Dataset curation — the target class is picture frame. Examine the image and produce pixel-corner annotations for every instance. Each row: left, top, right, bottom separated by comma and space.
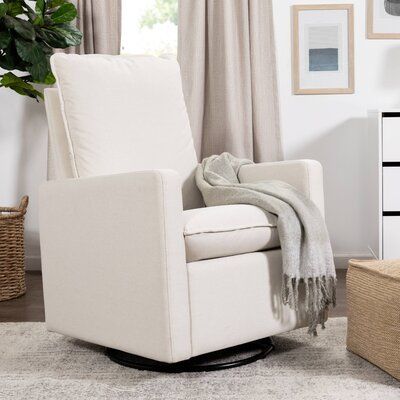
367, 0, 400, 39
292, 4, 354, 95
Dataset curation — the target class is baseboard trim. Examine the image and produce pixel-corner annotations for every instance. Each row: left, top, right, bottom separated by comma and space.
25, 256, 41, 271
26, 254, 373, 271
334, 253, 372, 269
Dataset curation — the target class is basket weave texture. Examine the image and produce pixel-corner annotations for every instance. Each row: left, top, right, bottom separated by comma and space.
0, 196, 29, 302
346, 259, 400, 380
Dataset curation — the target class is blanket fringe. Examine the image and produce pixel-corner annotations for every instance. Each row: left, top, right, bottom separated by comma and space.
282, 275, 336, 336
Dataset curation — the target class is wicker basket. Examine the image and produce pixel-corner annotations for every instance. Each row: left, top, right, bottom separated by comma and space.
346, 259, 400, 380
0, 196, 29, 302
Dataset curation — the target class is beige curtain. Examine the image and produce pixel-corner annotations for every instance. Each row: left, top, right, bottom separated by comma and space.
65, 0, 121, 55
178, 0, 282, 162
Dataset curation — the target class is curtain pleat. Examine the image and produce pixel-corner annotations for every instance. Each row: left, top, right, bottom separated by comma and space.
178, 0, 282, 162
63, 0, 121, 55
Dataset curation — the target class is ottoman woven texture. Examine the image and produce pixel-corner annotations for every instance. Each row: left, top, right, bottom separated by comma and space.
347, 259, 400, 380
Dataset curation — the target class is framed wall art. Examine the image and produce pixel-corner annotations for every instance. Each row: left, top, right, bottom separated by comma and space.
292, 4, 354, 95
367, 0, 400, 39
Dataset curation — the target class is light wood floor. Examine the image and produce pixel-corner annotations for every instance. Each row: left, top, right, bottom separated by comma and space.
0, 270, 347, 323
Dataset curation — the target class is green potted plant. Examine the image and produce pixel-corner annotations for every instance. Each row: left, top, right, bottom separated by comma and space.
0, 0, 82, 301
0, 0, 82, 101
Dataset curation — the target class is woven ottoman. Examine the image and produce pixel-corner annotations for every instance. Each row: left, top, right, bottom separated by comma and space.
347, 259, 400, 380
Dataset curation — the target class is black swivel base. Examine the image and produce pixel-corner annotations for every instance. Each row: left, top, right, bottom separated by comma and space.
106, 337, 274, 373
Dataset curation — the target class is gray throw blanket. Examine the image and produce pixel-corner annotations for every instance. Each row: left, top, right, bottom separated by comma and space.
196, 153, 336, 335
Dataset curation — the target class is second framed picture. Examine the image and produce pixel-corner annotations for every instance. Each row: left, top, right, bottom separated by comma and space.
367, 0, 400, 39
292, 4, 354, 95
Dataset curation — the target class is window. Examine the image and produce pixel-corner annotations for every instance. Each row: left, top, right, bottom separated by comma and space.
121, 0, 178, 57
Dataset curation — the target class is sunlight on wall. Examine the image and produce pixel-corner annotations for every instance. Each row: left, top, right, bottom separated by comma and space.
121, 0, 177, 56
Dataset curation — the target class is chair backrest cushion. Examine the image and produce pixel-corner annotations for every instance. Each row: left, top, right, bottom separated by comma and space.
50, 53, 202, 210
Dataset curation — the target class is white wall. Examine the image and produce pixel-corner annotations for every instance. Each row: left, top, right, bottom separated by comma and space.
0, 87, 48, 270
273, 0, 400, 263
0, 0, 49, 270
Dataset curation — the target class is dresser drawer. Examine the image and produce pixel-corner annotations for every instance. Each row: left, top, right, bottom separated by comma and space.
383, 216, 400, 259
383, 167, 400, 211
383, 117, 400, 161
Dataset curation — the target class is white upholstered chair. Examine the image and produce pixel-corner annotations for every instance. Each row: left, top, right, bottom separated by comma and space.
39, 54, 325, 372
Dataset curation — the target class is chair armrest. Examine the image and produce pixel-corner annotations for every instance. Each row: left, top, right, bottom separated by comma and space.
39, 170, 191, 363
238, 159, 325, 216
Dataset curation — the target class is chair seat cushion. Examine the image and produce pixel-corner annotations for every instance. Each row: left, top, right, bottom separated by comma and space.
183, 205, 279, 262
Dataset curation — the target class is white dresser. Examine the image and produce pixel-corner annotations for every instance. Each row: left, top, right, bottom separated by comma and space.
367, 110, 400, 259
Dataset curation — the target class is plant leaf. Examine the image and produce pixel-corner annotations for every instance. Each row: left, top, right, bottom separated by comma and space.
15, 38, 44, 63
0, 72, 43, 100
50, 3, 76, 24
0, 42, 23, 70
42, 70, 55, 84
0, 71, 26, 86
7, 2, 24, 17
4, 16, 36, 40
34, 0, 45, 25
53, 23, 82, 46
0, 32, 11, 49
33, 14, 44, 25
8, 84, 43, 100
27, 59, 48, 82
41, 42, 53, 55
15, 39, 49, 81
0, 0, 80, 101
0, 53, 16, 70
0, 3, 7, 18
38, 27, 66, 47
47, 0, 67, 8
41, 23, 81, 48
35, 0, 45, 14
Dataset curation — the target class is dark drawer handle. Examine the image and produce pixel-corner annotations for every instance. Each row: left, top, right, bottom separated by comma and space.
382, 112, 400, 117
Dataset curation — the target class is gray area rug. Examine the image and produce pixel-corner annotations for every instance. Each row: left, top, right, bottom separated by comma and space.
0, 318, 398, 400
